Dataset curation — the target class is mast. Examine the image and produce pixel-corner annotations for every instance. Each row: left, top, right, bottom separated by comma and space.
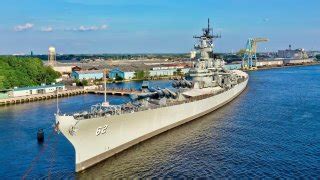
104, 69, 107, 103
56, 88, 60, 114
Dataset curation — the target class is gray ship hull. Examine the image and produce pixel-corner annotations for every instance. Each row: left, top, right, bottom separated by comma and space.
56, 77, 248, 172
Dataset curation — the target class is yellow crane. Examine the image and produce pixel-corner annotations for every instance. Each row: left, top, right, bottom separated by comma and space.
242, 38, 269, 70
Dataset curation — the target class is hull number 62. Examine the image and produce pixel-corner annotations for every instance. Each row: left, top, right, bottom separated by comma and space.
96, 125, 108, 136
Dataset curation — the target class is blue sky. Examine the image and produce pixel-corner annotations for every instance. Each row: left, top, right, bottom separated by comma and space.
0, 0, 319, 54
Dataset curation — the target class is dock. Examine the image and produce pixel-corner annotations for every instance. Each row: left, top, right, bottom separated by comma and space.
0, 87, 144, 106
0, 89, 87, 106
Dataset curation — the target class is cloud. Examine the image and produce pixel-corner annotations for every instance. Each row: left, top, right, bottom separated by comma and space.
41, 27, 53, 32
263, 18, 270, 22
78, 26, 99, 31
69, 24, 108, 32
14, 23, 34, 32
100, 24, 108, 30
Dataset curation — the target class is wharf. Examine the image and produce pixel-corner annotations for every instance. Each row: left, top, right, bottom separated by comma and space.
0, 89, 87, 106
0, 88, 144, 106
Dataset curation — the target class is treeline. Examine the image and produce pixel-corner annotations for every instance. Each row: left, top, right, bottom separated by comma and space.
25, 53, 190, 61
0, 56, 60, 89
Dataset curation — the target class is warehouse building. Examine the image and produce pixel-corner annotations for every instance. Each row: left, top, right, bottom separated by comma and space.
109, 68, 135, 80
0, 90, 10, 99
108, 67, 190, 80
255, 60, 283, 67
71, 70, 104, 80
12, 84, 65, 97
283, 58, 314, 65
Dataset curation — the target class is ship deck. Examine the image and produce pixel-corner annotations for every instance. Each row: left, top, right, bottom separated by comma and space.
72, 77, 248, 120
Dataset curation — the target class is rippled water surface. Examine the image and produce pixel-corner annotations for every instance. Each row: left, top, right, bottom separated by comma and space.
0, 66, 320, 178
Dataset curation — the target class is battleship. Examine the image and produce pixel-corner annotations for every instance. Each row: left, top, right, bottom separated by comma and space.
55, 19, 249, 172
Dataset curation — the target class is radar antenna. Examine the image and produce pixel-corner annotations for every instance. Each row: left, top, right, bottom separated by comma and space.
193, 18, 221, 40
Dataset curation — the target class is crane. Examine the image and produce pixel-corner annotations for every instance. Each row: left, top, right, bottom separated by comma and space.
242, 38, 269, 69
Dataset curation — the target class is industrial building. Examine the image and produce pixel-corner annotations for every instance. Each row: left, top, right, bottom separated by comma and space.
11, 84, 65, 97
109, 66, 190, 80
253, 58, 314, 67
52, 66, 73, 74
255, 60, 283, 67
283, 58, 314, 65
108, 68, 135, 80
278, 45, 308, 59
0, 90, 10, 99
71, 70, 104, 80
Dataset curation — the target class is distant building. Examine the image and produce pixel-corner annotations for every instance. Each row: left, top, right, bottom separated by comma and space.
283, 58, 314, 65
254, 60, 283, 67
12, 84, 65, 97
0, 90, 10, 99
278, 45, 308, 59
109, 68, 135, 80
71, 70, 104, 80
109, 66, 190, 80
52, 66, 73, 74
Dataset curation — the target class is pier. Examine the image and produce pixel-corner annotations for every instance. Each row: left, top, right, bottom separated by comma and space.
0, 88, 144, 106
0, 89, 87, 106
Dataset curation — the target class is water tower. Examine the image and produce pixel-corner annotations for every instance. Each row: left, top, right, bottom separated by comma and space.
48, 46, 56, 65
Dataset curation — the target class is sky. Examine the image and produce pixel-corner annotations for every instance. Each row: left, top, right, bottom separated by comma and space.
0, 0, 319, 55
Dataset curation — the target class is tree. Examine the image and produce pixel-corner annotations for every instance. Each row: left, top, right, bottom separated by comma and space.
0, 56, 61, 90
82, 79, 88, 86
0, 76, 4, 89
75, 79, 88, 86
176, 69, 183, 76
144, 70, 150, 79
316, 54, 320, 61
134, 70, 145, 79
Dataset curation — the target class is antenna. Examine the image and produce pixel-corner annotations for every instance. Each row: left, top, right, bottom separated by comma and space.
193, 18, 220, 40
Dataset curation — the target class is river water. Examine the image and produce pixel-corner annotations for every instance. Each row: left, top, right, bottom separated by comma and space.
0, 65, 319, 179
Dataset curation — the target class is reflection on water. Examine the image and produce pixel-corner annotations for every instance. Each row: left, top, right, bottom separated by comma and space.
0, 66, 320, 178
